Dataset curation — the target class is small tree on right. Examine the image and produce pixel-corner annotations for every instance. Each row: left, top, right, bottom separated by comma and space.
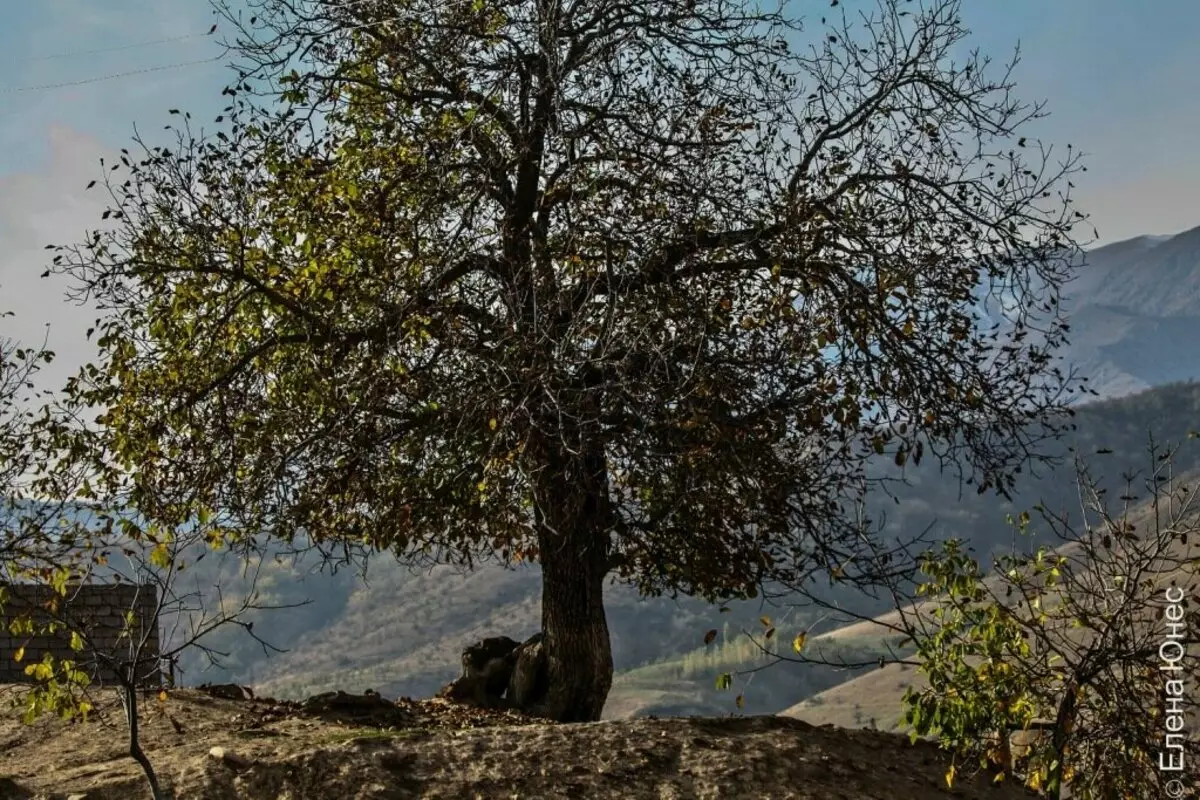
903, 437, 1199, 799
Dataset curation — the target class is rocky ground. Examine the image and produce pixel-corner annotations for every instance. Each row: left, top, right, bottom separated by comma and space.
0, 683, 1039, 799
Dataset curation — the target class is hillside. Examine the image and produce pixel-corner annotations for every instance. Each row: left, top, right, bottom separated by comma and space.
182, 556, 827, 707
1059, 226, 1200, 399
782, 472, 1200, 730
0, 684, 1051, 799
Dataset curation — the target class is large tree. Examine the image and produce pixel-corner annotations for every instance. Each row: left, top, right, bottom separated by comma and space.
52, 0, 1085, 721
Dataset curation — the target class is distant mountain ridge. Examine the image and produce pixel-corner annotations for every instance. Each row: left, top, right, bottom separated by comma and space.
1062, 225, 1200, 399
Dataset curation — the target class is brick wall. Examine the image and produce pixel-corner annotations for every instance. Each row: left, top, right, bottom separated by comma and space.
0, 582, 161, 687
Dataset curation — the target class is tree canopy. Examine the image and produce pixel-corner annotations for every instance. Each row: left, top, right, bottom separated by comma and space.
51, 0, 1086, 721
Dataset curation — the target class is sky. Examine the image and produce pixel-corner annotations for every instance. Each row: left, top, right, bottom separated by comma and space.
0, 0, 1197, 389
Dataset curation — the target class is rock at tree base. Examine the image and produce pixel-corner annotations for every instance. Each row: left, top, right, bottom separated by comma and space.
507, 632, 548, 710
464, 635, 521, 696
437, 632, 548, 714
437, 635, 520, 708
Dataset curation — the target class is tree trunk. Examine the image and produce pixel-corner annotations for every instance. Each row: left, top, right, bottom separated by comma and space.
121, 683, 169, 800
538, 526, 612, 722
533, 441, 614, 723
1045, 682, 1078, 800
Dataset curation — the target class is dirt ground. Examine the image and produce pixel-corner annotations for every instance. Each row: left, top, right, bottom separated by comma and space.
0, 683, 1041, 799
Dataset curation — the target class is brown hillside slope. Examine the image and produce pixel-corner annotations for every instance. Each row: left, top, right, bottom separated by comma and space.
0, 685, 1042, 799
783, 660, 918, 731
783, 481, 1200, 731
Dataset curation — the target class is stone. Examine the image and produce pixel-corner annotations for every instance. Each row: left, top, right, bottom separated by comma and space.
300, 689, 399, 715
462, 636, 521, 691
208, 745, 254, 770
438, 634, 538, 710
196, 683, 255, 701
436, 675, 476, 702
507, 632, 548, 710
436, 660, 512, 709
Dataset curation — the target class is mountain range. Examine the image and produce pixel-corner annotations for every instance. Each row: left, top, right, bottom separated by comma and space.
1060, 225, 1200, 398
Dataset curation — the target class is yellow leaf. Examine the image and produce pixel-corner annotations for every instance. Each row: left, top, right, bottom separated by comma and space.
488, 418, 498, 431
759, 615, 771, 628
158, 690, 168, 703
13, 646, 23, 663
150, 542, 171, 569
735, 693, 745, 709
69, 631, 84, 652
26, 662, 52, 681
792, 632, 807, 654
945, 763, 956, 788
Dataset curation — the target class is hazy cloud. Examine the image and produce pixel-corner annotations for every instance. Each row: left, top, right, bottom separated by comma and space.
0, 125, 111, 388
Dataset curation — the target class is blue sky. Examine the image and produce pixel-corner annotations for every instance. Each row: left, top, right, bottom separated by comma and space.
0, 0, 1197, 386
0, 0, 227, 164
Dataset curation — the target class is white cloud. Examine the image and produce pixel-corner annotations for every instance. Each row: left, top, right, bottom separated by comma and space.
0, 125, 112, 390
0, 0, 230, 390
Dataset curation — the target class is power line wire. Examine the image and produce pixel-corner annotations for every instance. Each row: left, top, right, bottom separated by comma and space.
0, 55, 226, 94
1, 5, 481, 95
13, 28, 220, 63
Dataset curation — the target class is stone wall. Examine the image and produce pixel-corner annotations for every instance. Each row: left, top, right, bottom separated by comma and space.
0, 582, 162, 687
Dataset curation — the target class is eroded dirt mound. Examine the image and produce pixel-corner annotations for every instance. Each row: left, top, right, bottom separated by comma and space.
0, 685, 1035, 799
